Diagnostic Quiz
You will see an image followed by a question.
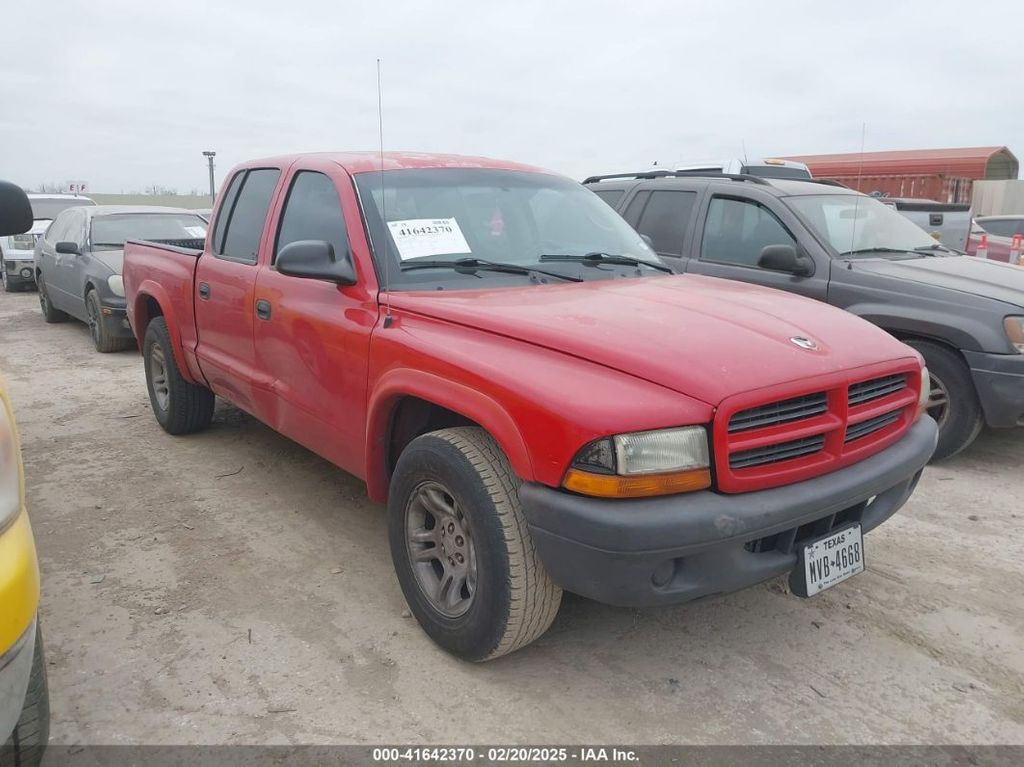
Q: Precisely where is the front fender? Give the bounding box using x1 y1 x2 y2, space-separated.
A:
364 368 533 503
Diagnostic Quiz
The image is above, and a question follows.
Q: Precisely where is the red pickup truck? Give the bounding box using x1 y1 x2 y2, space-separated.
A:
123 152 937 660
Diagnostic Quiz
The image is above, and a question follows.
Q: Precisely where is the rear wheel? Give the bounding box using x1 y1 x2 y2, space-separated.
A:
143 317 215 434
907 339 983 460
0 624 50 767
36 275 68 323
388 427 561 661
86 290 132 353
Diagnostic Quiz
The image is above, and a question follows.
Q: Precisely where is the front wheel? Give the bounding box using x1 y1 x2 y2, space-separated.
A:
86 290 133 353
0 624 50 767
388 427 562 661
36 275 68 323
907 339 983 461
143 317 215 434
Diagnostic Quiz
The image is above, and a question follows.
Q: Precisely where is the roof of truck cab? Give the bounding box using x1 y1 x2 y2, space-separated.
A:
237 151 555 176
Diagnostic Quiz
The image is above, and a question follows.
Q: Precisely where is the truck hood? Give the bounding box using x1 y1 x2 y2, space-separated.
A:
390 275 915 406
90 249 124 274
847 255 1024 308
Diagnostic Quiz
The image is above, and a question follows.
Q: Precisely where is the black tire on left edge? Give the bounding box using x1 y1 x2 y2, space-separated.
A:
143 316 215 435
388 426 562 661
0 624 50 767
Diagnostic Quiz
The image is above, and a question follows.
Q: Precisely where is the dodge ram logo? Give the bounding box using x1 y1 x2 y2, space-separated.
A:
790 336 818 350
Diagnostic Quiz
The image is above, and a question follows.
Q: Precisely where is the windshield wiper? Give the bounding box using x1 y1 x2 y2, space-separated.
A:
540 252 671 272
837 247 916 257
400 257 583 282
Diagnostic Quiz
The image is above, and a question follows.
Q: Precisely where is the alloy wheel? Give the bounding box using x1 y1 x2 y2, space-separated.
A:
149 344 170 412
927 370 951 429
405 481 478 618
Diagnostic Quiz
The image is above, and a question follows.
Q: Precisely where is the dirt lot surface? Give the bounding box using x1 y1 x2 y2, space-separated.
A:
1 287 1022 746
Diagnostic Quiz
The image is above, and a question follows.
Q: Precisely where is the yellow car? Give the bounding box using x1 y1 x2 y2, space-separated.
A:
0 181 49 766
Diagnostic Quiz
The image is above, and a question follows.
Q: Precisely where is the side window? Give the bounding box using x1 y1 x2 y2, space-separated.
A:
218 168 281 263
634 191 697 257
274 171 350 265
622 191 651 226
45 212 69 244
701 197 796 267
212 171 245 254
590 189 624 209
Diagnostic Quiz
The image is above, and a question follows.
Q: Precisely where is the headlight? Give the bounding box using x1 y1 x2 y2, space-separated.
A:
0 398 23 533
916 365 930 420
563 426 711 498
1004 316 1024 353
108 275 125 297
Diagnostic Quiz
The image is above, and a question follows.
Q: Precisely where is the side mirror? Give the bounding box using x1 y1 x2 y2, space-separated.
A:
758 244 814 277
56 241 81 255
640 233 655 249
276 240 356 285
0 180 33 236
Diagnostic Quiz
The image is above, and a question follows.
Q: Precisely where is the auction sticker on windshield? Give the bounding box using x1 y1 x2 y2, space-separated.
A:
387 218 471 260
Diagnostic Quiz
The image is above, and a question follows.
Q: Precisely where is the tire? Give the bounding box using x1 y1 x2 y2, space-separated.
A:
0 624 50 767
36 275 68 323
143 317 215 435
1 260 15 293
85 289 132 353
388 426 561 661
907 339 983 461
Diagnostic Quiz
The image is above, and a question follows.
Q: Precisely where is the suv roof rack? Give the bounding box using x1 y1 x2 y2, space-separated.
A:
582 170 770 185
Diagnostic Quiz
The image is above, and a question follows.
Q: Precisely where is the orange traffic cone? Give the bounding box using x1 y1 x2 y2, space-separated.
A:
1011 234 1022 266
977 233 989 259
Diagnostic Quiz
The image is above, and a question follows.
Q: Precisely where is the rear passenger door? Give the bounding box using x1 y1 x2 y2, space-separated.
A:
685 194 829 300
194 167 282 413
621 188 700 270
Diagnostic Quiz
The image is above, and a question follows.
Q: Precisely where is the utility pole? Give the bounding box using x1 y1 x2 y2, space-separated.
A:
202 151 216 199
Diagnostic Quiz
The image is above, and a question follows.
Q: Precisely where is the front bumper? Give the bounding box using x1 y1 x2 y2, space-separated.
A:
0 619 35 741
519 417 937 607
963 349 1024 428
98 300 134 340
3 259 36 287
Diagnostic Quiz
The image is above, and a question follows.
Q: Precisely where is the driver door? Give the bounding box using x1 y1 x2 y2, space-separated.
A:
684 195 829 301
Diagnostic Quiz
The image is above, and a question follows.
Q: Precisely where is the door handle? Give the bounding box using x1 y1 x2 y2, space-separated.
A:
198 282 210 300
255 299 272 320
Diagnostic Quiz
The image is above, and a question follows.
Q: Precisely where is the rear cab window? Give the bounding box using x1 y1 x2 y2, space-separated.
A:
213 168 282 263
633 191 697 258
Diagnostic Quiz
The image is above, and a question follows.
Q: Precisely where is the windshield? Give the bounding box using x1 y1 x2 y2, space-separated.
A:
30 198 95 220
786 193 941 255
90 213 208 249
354 169 661 290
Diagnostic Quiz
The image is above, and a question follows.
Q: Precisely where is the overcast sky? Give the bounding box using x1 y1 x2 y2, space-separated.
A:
2 0 1021 194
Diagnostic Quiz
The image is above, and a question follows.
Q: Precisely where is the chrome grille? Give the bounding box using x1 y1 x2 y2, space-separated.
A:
845 410 901 443
730 435 826 470
848 374 906 406
728 392 828 433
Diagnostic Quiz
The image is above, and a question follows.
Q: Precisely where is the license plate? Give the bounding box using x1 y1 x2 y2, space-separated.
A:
799 523 864 597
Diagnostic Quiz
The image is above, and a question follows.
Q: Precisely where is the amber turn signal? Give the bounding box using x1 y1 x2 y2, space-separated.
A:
562 467 712 498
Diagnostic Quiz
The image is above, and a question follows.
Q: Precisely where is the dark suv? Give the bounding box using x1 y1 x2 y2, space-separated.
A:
585 170 1024 460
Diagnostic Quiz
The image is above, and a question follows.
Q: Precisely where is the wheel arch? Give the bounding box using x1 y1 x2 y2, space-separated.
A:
132 283 197 384
365 370 534 504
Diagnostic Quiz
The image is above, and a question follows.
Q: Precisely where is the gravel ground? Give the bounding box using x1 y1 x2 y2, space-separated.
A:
1 287 1022 746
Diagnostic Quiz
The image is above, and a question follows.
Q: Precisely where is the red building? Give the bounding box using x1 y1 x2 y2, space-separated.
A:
782 146 1019 204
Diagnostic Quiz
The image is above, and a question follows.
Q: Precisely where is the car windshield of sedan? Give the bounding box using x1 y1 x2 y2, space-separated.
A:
786 193 944 256
90 213 208 249
354 168 664 290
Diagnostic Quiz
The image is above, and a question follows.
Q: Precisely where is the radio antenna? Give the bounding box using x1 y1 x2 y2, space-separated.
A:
377 58 393 326
848 122 866 256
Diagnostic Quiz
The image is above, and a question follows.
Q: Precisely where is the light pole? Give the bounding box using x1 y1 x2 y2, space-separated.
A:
202 151 216 199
